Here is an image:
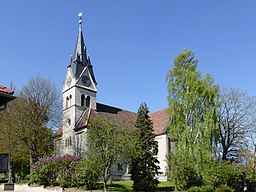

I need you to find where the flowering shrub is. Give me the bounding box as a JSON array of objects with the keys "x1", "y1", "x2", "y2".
[{"x1": 32, "y1": 155, "x2": 82, "y2": 187}]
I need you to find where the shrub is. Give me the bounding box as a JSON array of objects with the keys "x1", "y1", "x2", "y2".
[
  {"x1": 187, "y1": 186, "x2": 203, "y2": 192},
  {"x1": 245, "y1": 169, "x2": 256, "y2": 192},
  {"x1": 215, "y1": 185, "x2": 234, "y2": 192},
  {"x1": 216, "y1": 161, "x2": 244, "y2": 191},
  {"x1": 32, "y1": 155, "x2": 81, "y2": 187},
  {"x1": 187, "y1": 185, "x2": 214, "y2": 192},
  {"x1": 76, "y1": 158, "x2": 101, "y2": 190},
  {"x1": 168, "y1": 152, "x2": 202, "y2": 190}
]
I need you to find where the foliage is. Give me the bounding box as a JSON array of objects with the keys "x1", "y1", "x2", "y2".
[
  {"x1": 166, "y1": 50, "x2": 219, "y2": 190},
  {"x1": 245, "y1": 169, "x2": 256, "y2": 192},
  {"x1": 77, "y1": 153, "x2": 101, "y2": 190},
  {"x1": 215, "y1": 161, "x2": 244, "y2": 190},
  {"x1": 105, "y1": 181, "x2": 174, "y2": 192},
  {"x1": 130, "y1": 102, "x2": 160, "y2": 191},
  {"x1": 32, "y1": 155, "x2": 81, "y2": 187},
  {"x1": 0, "y1": 75, "x2": 61, "y2": 180},
  {"x1": 86, "y1": 115, "x2": 131, "y2": 192},
  {"x1": 167, "y1": 149, "x2": 202, "y2": 190},
  {"x1": 217, "y1": 88, "x2": 256, "y2": 162},
  {"x1": 187, "y1": 185, "x2": 214, "y2": 192},
  {"x1": 214, "y1": 185, "x2": 234, "y2": 192}
]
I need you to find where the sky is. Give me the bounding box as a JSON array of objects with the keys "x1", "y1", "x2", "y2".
[{"x1": 1, "y1": 1, "x2": 256, "y2": 113}]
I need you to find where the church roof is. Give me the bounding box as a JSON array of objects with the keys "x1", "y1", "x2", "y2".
[
  {"x1": 150, "y1": 108, "x2": 169, "y2": 135},
  {"x1": 66, "y1": 102, "x2": 168, "y2": 136},
  {"x1": 55, "y1": 105, "x2": 169, "y2": 137},
  {"x1": 73, "y1": 103, "x2": 137, "y2": 132}
]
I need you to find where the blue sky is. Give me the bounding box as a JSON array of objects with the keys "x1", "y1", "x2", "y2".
[{"x1": 1, "y1": 1, "x2": 256, "y2": 113}]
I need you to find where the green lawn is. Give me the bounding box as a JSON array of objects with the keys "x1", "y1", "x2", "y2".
[{"x1": 107, "y1": 181, "x2": 175, "y2": 191}]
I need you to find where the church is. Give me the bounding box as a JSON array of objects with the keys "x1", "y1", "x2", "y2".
[{"x1": 54, "y1": 14, "x2": 172, "y2": 181}]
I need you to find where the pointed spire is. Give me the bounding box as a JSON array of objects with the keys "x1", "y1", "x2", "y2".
[{"x1": 71, "y1": 12, "x2": 87, "y2": 77}]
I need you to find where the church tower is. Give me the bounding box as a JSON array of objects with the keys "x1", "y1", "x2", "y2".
[{"x1": 62, "y1": 13, "x2": 97, "y2": 155}]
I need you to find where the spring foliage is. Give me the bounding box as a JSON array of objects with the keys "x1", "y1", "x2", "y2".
[{"x1": 166, "y1": 50, "x2": 219, "y2": 189}]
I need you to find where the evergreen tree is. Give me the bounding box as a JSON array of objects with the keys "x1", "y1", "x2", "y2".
[
  {"x1": 130, "y1": 102, "x2": 160, "y2": 192},
  {"x1": 166, "y1": 50, "x2": 219, "y2": 190}
]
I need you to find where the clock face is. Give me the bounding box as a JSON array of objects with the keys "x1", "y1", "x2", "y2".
[
  {"x1": 66, "y1": 76, "x2": 72, "y2": 87},
  {"x1": 82, "y1": 75, "x2": 91, "y2": 87}
]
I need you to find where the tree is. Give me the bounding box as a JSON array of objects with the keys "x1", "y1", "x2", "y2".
[
  {"x1": 86, "y1": 115, "x2": 129, "y2": 192},
  {"x1": 166, "y1": 50, "x2": 219, "y2": 189},
  {"x1": 130, "y1": 102, "x2": 160, "y2": 192},
  {"x1": 19, "y1": 75, "x2": 61, "y2": 173},
  {"x1": 217, "y1": 87, "x2": 256, "y2": 162},
  {"x1": 0, "y1": 75, "x2": 61, "y2": 180}
]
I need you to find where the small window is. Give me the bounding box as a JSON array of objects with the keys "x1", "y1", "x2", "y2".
[
  {"x1": 65, "y1": 138, "x2": 67, "y2": 147},
  {"x1": 81, "y1": 94, "x2": 85, "y2": 106},
  {"x1": 69, "y1": 137, "x2": 72, "y2": 146},
  {"x1": 118, "y1": 163, "x2": 123, "y2": 171},
  {"x1": 66, "y1": 97, "x2": 69, "y2": 108},
  {"x1": 86, "y1": 96, "x2": 91, "y2": 107},
  {"x1": 67, "y1": 118, "x2": 71, "y2": 126}
]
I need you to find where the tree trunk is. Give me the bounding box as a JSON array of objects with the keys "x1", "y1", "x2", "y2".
[
  {"x1": 28, "y1": 152, "x2": 33, "y2": 185},
  {"x1": 28, "y1": 149, "x2": 37, "y2": 185},
  {"x1": 103, "y1": 166, "x2": 109, "y2": 192},
  {"x1": 103, "y1": 180, "x2": 107, "y2": 192},
  {"x1": 222, "y1": 146, "x2": 228, "y2": 160},
  {"x1": 7, "y1": 155, "x2": 13, "y2": 184}
]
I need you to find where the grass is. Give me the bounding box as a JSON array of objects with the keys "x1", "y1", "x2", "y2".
[{"x1": 107, "y1": 181, "x2": 175, "y2": 191}]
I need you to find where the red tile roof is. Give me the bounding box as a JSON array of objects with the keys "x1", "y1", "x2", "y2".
[
  {"x1": 0, "y1": 85, "x2": 14, "y2": 95},
  {"x1": 150, "y1": 108, "x2": 169, "y2": 135}
]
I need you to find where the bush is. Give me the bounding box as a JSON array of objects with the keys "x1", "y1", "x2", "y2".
[
  {"x1": 168, "y1": 152, "x2": 202, "y2": 190},
  {"x1": 245, "y1": 169, "x2": 256, "y2": 192},
  {"x1": 187, "y1": 185, "x2": 214, "y2": 192},
  {"x1": 187, "y1": 186, "x2": 203, "y2": 192},
  {"x1": 216, "y1": 161, "x2": 244, "y2": 191},
  {"x1": 32, "y1": 155, "x2": 81, "y2": 187},
  {"x1": 215, "y1": 185, "x2": 234, "y2": 192},
  {"x1": 76, "y1": 153, "x2": 102, "y2": 190}
]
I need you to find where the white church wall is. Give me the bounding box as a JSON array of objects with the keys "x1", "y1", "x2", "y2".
[{"x1": 155, "y1": 133, "x2": 168, "y2": 181}]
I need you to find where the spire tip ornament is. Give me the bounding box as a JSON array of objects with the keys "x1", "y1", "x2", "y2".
[{"x1": 78, "y1": 12, "x2": 83, "y2": 24}]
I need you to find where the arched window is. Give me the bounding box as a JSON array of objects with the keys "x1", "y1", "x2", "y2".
[
  {"x1": 81, "y1": 94, "x2": 85, "y2": 106},
  {"x1": 86, "y1": 96, "x2": 91, "y2": 107},
  {"x1": 67, "y1": 118, "x2": 71, "y2": 126}
]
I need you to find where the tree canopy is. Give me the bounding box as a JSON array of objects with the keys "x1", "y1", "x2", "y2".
[
  {"x1": 0, "y1": 75, "x2": 61, "y2": 180},
  {"x1": 86, "y1": 115, "x2": 132, "y2": 192},
  {"x1": 166, "y1": 50, "x2": 219, "y2": 190}
]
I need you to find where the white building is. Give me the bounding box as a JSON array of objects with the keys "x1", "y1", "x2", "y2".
[{"x1": 54, "y1": 14, "x2": 171, "y2": 181}]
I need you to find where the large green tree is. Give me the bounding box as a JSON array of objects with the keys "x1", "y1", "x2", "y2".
[
  {"x1": 166, "y1": 50, "x2": 219, "y2": 190},
  {"x1": 130, "y1": 102, "x2": 160, "y2": 192},
  {"x1": 86, "y1": 115, "x2": 132, "y2": 192}
]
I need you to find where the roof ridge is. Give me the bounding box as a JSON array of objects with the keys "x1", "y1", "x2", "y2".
[
  {"x1": 96, "y1": 102, "x2": 136, "y2": 114},
  {"x1": 149, "y1": 108, "x2": 168, "y2": 115}
]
